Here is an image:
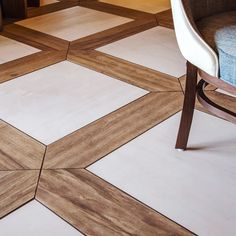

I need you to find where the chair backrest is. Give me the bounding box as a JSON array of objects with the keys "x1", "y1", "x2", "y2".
[
  {"x1": 171, "y1": 0, "x2": 220, "y2": 77},
  {"x1": 183, "y1": 0, "x2": 236, "y2": 21}
]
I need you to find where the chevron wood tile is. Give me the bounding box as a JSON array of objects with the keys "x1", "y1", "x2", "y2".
[
  {"x1": 36, "y1": 169, "x2": 193, "y2": 236},
  {"x1": 43, "y1": 92, "x2": 183, "y2": 169},
  {"x1": 0, "y1": 120, "x2": 45, "y2": 170},
  {"x1": 0, "y1": 170, "x2": 39, "y2": 218}
]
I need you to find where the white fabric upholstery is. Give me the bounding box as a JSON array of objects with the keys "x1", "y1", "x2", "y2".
[{"x1": 171, "y1": 0, "x2": 219, "y2": 77}]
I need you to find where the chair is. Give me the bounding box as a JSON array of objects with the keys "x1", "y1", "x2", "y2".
[{"x1": 171, "y1": 0, "x2": 236, "y2": 150}]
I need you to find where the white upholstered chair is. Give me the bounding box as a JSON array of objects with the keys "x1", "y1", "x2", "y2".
[{"x1": 171, "y1": 0, "x2": 236, "y2": 150}]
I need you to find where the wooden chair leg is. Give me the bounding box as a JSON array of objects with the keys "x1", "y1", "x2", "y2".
[{"x1": 175, "y1": 62, "x2": 198, "y2": 150}]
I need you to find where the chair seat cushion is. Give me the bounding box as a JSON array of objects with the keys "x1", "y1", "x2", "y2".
[{"x1": 197, "y1": 11, "x2": 236, "y2": 86}]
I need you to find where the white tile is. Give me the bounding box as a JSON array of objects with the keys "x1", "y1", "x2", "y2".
[
  {"x1": 0, "y1": 61, "x2": 147, "y2": 145},
  {"x1": 0, "y1": 200, "x2": 82, "y2": 236},
  {"x1": 98, "y1": 27, "x2": 186, "y2": 78},
  {"x1": 88, "y1": 111, "x2": 236, "y2": 236},
  {"x1": 99, "y1": 0, "x2": 171, "y2": 14},
  {"x1": 16, "y1": 6, "x2": 132, "y2": 41},
  {"x1": 0, "y1": 36, "x2": 40, "y2": 64}
]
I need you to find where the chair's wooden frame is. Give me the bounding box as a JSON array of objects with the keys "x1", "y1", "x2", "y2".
[{"x1": 175, "y1": 0, "x2": 236, "y2": 150}]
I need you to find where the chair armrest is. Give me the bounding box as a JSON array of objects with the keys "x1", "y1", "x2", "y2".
[{"x1": 171, "y1": 0, "x2": 219, "y2": 77}]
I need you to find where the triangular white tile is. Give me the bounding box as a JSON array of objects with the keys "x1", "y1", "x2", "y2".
[{"x1": 0, "y1": 200, "x2": 83, "y2": 235}]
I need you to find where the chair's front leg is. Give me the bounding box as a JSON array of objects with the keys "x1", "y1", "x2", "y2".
[{"x1": 175, "y1": 61, "x2": 198, "y2": 150}]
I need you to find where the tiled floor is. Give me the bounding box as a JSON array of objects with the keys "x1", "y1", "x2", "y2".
[
  {"x1": 99, "y1": 0, "x2": 171, "y2": 14},
  {"x1": 0, "y1": 35, "x2": 40, "y2": 64},
  {"x1": 88, "y1": 110, "x2": 236, "y2": 236},
  {"x1": 0, "y1": 61, "x2": 146, "y2": 144},
  {"x1": 98, "y1": 26, "x2": 186, "y2": 78},
  {"x1": 0, "y1": 201, "x2": 82, "y2": 236},
  {"x1": 17, "y1": 6, "x2": 132, "y2": 41},
  {"x1": 0, "y1": 1, "x2": 235, "y2": 235}
]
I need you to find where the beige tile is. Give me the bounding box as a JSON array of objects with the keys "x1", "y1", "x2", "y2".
[
  {"x1": 0, "y1": 36, "x2": 40, "y2": 64},
  {"x1": 99, "y1": 0, "x2": 171, "y2": 14},
  {"x1": 0, "y1": 200, "x2": 82, "y2": 236},
  {"x1": 17, "y1": 6, "x2": 132, "y2": 41},
  {"x1": 0, "y1": 61, "x2": 146, "y2": 144},
  {"x1": 98, "y1": 26, "x2": 186, "y2": 78},
  {"x1": 36, "y1": 169, "x2": 192, "y2": 235},
  {"x1": 89, "y1": 111, "x2": 236, "y2": 236}
]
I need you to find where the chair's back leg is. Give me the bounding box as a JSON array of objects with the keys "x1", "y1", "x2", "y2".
[{"x1": 175, "y1": 61, "x2": 198, "y2": 150}]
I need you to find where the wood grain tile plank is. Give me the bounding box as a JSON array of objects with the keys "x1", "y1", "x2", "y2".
[
  {"x1": 37, "y1": 169, "x2": 193, "y2": 236},
  {"x1": 0, "y1": 121, "x2": 45, "y2": 170},
  {"x1": 70, "y1": 17, "x2": 157, "y2": 50},
  {"x1": 68, "y1": 50, "x2": 182, "y2": 91},
  {"x1": 3, "y1": 24, "x2": 69, "y2": 50},
  {"x1": 0, "y1": 50, "x2": 67, "y2": 83},
  {"x1": 0, "y1": 170, "x2": 39, "y2": 218},
  {"x1": 44, "y1": 92, "x2": 183, "y2": 169},
  {"x1": 78, "y1": 0, "x2": 153, "y2": 19},
  {"x1": 27, "y1": 0, "x2": 79, "y2": 18},
  {"x1": 156, "y1": 9, "x2": 174, "y2": 29}
]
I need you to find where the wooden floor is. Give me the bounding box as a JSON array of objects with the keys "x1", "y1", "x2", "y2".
[{"x1": 0, "y1": 1, "x2": 234, "y2": 235}]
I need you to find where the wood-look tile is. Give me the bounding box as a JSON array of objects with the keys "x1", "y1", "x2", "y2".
[
  {"x1": 27, "y1": 0, "x2": 79, "y2": 18},
  {"x1": 78, "y1": 0, "x2": 152, "y2": 19},
  {"x1": 0, "y1": 35, "x2": 40, "y2": 64},
  {"x1": 36, "y1": 169, "x2": 192, "y2": 236},
  {"x1": 179, "y1": 74, "x2": 217, "y2": 92},
  {"x1": 0, "y1": 170, "x2": 39, "y2": 218},
  {"x1": 0, "y1": 61, "x2": 146, "y2": 145},
  {"x1": 17, "y1": 6, "x2": 133, "y2": 41},
  {"x1": 70, "y1": 17, "x2": 157, "y2": 50},
  {"x1": 156, "y1": 9, "x2": 174, "y2": 29},
  {"x1": 97, "y1": 26, "x2": 186, "y2": 78},
  {"x1": 88, "y1": 110, "x2": 236, "y2": 236},
  {"x1": 43, "y1": 92, "x2": 183, "y2": 169},
  {"x1": 3, "y1": 24, "x2": 69, "y2": 50},
  {"x1": 0, "y1": 120, "x2": 45, "y2": 170},
  {"x1": 68, "y1": 49, "x2": 181, "y2": 91},
  {"x1": 196, "y1": 90, "x2": 236, "y2": 116},
  {"x1": 0, "y1": 50, "x2": 67, "y2": 84},
  {"x1": 98, "y1": 0, "x2": 171, "y2": 14}
]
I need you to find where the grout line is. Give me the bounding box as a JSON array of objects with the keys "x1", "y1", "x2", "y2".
[{"x1": 34, "y1": 146, "x2": 48, "y2": 198}]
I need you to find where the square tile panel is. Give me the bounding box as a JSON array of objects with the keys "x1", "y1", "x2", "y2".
[
  {"x1": 98, "y1": 26, "x2": 186, "y2": 78},
  {"x1": 0, "y1": 35, "x2": 40, "y2": 64},
  {"x1": 16, "y1": 6, "x2": 133, "y2": 41},
  {"x1": 0, "y1": 200, "x2": 82, "y2": 235},
  {"x1": 0, "y1": 61, "x2": 147, "y2": 145},
  {"x1": 99, "y1": 0, "x2": 171, "y2": 14},
  {"x1": 88, "y1": 111, "x2": 236, "y2": 236}
]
